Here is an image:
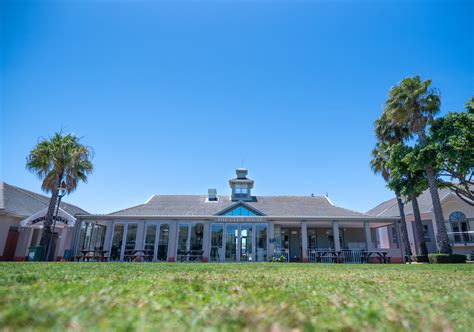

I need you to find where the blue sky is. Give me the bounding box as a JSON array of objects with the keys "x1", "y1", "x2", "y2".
[{"x1": 1, "y1": 0, "x2": 473, "y2": 214}]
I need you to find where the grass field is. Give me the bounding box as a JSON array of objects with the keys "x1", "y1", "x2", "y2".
[{"x1": 1, "y1": 263, "x2": 473, "y2": 331}]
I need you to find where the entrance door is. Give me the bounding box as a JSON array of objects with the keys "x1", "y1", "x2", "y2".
[
  {"x1": 289, "y1": 229, "x2": 301, "y2": 262},
  {"x1": 144, "y1": 223, "x2": 170, "y2": 262},
  {"x1": 3, "y1": 228, "x2": 19, "y2": 261},
  {"x1": 177, "y1": 223, "x2": 204, "y2": 262}
]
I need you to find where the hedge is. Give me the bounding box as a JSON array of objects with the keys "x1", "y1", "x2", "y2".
[{"x1": 428, "y1": 253, "x2": 466, "y2": 264}]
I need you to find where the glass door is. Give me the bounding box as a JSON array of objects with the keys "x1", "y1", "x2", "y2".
[
  {"x1": 225, "y1": 224, "x2": 238, "y2": 261},
  {"x1": 157, "y1": 224, "x2": 169, "y2": 261},
  {"x1": 177, "y1": 223, "x2": 204, "y2": 262},
  {"x1": 143, "y1": 223, "x2": 169, "y2": 262},
  {"x1": 123, "y1": 224, "x2": 138, "y2": 261},
  {"x1": 110, "y1": 224, "x2": 125, "y2": 261},
  {"x1": 144, "y1": 224, "x2": 157, "y2": 262},
  {"x1": 210, "y1": 224, "x2": 224, "y2": 262},
  {"x1": 240, "y1": 224, "x2": 253, "y2": 261},
  {"x1": 177, "y1": 224, "x2": 189, "y2": 261},
  {"x1": 255, "y1": 225, "x2": 267, "y2": 262}
]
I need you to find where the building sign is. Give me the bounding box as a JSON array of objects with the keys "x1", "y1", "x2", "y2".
[{"x1": 216, "y1": 217, "x2": 267, "y2": 222}]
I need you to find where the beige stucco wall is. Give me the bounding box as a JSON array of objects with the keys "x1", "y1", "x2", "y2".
[
  {"x1": 377, "y1": 193, "x2": 474, "y2": 256},
  {"x1": 0, "y1": 214, "x2": 22, "y2": 256}
]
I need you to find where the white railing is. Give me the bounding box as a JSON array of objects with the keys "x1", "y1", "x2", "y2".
[
  {"x1": 307, "y1": 249, "x2": 366, "y2": 264},
  {"x1": 448, "y1": 231, "x2": 474, "y2": 244}
]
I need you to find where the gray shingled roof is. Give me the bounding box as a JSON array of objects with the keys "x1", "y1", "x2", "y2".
[
  {"x1": 366, "y1": 188, "x2": 453, "y2": 217},
  {"x1": 108, "y1": 194, "x2": 370, "y2": 218},
  {"x1": 0, "y1": 182, "x2": 88, "y2": 217}
]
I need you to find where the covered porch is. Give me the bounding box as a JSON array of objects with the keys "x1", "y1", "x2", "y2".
[{"x1": 271, "y1": 218, "x2": 401, "y2": 263}]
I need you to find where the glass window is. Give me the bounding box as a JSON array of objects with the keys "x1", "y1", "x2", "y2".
[
  {"x1": 190, "y1": 224, "x2": 204, "y2": 252},
  {"x1": 110, "y1": 224, "x2": 124, "y2": 261},
  {"x1": 449, "y1": 211, "x2": 470, "y2": 242},
  {"x1": 256, "y1": 225, "x2": 267, "y2": 261},
  {"x1": 240, "y1": 225, "x2": 253, "y2": 261},
  {"x1": 158, "y1": 224, "x2": 169, "y2": 261},
  {"x1": 211, "y1": 224, "x2": 224, "y2": 262},
  {"x1": 308, "y1": 229, "x2": 318, "y2": 249},
  {"x1": 224, "y1": 205, "x2": 257, "y2": 216},
  {"x1": 225, "y1": 224, "x2": 238, "y2": 261},
  {"x1": 144, "y1": 224, "x2": 157, "y2": 262},
  {"x1": 124, "y1": 224, "x2": 137, "y2": 261},
  {"x1": 177, "y1": 224, "x2": 189, "y2": 261}
]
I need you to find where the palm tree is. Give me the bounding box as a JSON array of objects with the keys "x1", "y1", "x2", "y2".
[
  {"x1": 370, "y1": 141, "x2": 412, "y2": 262},
  {"x1": 26, "y1": 132, "x2": 93, "y2": 258},
  {"x1": 384, "y1": 76, "x2": 451, "y2": 254},
  {"x1": 386, "y1": 143, "x2": 429, "y2": 257}
]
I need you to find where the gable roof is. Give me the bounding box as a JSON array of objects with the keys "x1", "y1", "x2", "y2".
[
  {"x1": 216, "y1": 201, "x2": 265, "y2": 216},
  {"x1": 366, "y1": 188, "x2": 454, "y2": 217},
  {"x1": 0, "y1": 182, "x2": 88, "y2": 218},
  {"x1": 106, "y1": 194, "x2": 371, "y2": 218}
]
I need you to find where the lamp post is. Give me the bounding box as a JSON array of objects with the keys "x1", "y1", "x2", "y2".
[{"x1": 45, "y1": 181, "x2": 67, "y2": 261}]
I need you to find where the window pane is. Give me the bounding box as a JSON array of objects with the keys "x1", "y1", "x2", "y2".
[
  {"x1": 124, "y1": 224, "x2": 137, "y2": 261},
  {"x1": 256, "y1": 225, "x2": 267, "y2": 261},
  {"x1": 144, "y1": 224, "x2": 157, "y2": 261},
  {"x1": 240, "y1": 225, "x2": 253, "y2": 261},
  {"x1": 110, "y1": 224, "x2": 124, "y2": 261},
  {"x1": 225, "y1": 224, "x2": 238, "y2": 261},
  {"x1": 190, "y1": 224, "x2": 204, "y2": 252},
  {"x1": 177, "y1": 224, "x2": 189, "y2": 261},
  {"x1": 308, "y1": 229, "x2": 318, "y2": 249},
  {"x1": 211, "y1": 224, "x2": 224, "y2": 262},
  {"x1": 158, "y1": 224, "x2": 169, "y2": 261}
]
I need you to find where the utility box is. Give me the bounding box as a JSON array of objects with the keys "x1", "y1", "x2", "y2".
[{"x1": 28, "y1": 246, "x2": 45, "y2": 261}]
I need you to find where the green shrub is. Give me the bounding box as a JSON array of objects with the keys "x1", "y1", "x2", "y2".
[
  {"x1": 428, "y1": 253, "x2": 466, "y2": 264},
  {"x1": 270, "y1": 255, "x2": 287, "y2": 262},
  {"x1": 411, "y1": 255, "x2": 429, "y2": 263}
]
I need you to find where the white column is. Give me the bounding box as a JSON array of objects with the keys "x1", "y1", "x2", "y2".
[
  {"x1": 333, "y1": 221, "x2": 341, "y2": 251},
  {"x1": 268, "y1": 221, "x2": 275, "y2": 260},
  {"x1": 167, "y1": 222, "x2": 178, "y2": 262},
  {"x1": 364, "y1": 222, "x2": 373, "y2": 251},
  {"x1": 135, "y1": 222, "x2": 146, "y2": 251},
  {"x1": 202, "y1": 221, "x2": 210, "y2": 262},
  {"x1": 301, "y1": 222, "x2": 308, "y2": 262}
]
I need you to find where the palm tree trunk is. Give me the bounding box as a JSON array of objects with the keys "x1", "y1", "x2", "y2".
[
  {"x1": 396, "y1": 196, "x2": 412, "y2": 263},
  {"x1": 425, "y1": 165, "x2": 452, "y2": 254},
  {"x1": 39, "y1": 187, "x2": 60, "y2": 257},
  {"x1": 418, "y1": 130, "x2": 452, "y2": 254},
  {"x1": 411, "y1": 195, "x2": 428, "y2": 256}
]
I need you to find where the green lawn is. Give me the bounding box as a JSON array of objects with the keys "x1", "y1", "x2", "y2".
[{"x1": 1, "y1": 263, "x2": 473, "y2": 331}]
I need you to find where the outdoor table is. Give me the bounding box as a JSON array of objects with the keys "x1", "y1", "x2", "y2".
[
  {"x1": 363, "y1": 251, "x2": 390, "y2": 264},
  {"x1": 178, "y1": 250, "x2": 204, "y2": 262},
  {"x1": 79, "y1": 250, "x2": 109, "y2": 262}
]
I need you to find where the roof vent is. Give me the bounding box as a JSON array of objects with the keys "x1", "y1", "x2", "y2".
[{"x1": 208, "y1": 189, "x2": 218, "y2": 201}]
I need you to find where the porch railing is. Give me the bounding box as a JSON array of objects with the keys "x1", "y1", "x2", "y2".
[{"x1": 307, "y1": 249, "x2": 366, "y2": 264}]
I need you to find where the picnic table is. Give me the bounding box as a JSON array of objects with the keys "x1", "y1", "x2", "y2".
[
  {"x1": 362, "y1": 250, "x2": 390, "y2": 264},
  {"x1": 77, "y1": 250, "x2": 109, "y2": 262},
  {"x1": 178, "y1": 250, "x2": 204, "y2": 262}
]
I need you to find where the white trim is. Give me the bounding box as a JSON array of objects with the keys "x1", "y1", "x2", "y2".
[{"x1": 21, "y1": 207, "x2": 76, "y2": 227}]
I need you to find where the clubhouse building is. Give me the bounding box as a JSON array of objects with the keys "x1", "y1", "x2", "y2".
[
  {"x1": 71, "y1": 169, "x2": 402, "y2": 263},
  {"x1": 2, "y1": 169, "x2": 472, "y2": 262}
]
